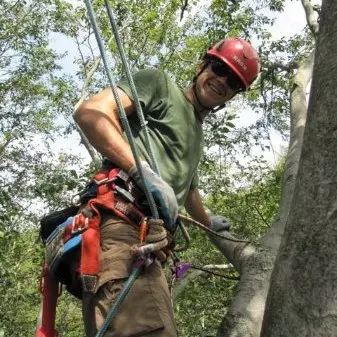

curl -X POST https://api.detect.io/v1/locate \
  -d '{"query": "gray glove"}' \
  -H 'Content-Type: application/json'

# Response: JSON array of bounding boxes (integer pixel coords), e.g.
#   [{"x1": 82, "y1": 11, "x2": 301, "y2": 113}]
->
[
  {"x1": 129, "y1": 161, "x2": 178, "y2": 229},
  {"x1": 210, "y1": 215, "x2": 230, "y2": 232}
]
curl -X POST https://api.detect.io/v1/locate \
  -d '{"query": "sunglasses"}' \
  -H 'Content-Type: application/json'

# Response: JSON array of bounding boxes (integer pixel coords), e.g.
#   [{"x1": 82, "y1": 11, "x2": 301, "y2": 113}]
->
[{"x1": 209, "y1": 59, "x2": 245, "y2": 92}]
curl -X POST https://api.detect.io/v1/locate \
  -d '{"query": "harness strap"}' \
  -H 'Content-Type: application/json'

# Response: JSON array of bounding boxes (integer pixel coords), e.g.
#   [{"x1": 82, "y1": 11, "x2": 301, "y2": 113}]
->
[
  {"x1": 36, "y1": 263, "x2": 60, "y2": 337},
  {"x1": 75, "y1": 168, "x2": 145, "y2": 293},
  {"x1": 37, "y1": 167, "x2": 146, "y2": 336}
]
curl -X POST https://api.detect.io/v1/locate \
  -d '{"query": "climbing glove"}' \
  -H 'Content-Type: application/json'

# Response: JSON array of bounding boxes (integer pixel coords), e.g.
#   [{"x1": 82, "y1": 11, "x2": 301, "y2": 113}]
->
[
  {"x1": 210, "y1": 215, "x2": 230, "y2": 232},
  {"x1": 129, "y1": 161, "x2": 178, "y2": 229}
]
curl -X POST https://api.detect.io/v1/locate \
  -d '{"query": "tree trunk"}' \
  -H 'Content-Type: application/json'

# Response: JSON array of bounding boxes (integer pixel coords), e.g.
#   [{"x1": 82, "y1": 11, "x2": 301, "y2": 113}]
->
[
  {"x1": 261, "y1": 0, "x2": 337, "y2": 335},
  {"x1": 212, "y1": 5, "x2": 318, "y2": 337},
  {"x1": 213, "y1": 48, "x2": 314, "y2": 336}
]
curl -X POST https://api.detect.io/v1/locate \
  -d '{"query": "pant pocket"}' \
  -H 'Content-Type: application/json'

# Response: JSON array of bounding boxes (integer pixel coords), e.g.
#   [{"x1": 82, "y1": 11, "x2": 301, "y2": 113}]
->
[{"x1": 85, "y1": 276, "x2": 165, "y2": 337}]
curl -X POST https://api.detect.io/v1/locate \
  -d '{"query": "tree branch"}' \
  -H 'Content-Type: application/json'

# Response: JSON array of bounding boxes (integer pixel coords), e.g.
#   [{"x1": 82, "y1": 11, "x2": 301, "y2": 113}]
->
[
  {"x1": 0, "y1": 135, "x2": 13, "y2": 157},
  {"x1": 261, "y1": 49, "x2": 315, "y2": 249},
  {"x1": 75, "y1": 35, "x2": 88, "y2": 77},
  {"x1": 254, "y1": 205, "x2": 269, "y2": 227},
  {"x1": 301, "y1": 0, "x2": 319, "y2": 36},
  {"x1": 180, "y1": 0, "x2": 189, "y2": 21},
  {"x1": 173, "y1": 264, "x2": 232, "y2": 299}
]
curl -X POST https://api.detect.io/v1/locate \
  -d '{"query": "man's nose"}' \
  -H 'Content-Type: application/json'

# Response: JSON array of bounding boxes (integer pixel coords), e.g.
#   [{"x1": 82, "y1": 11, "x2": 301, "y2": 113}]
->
[{"x1": 215, "y1": 75, "x2": 228, "y2": 88}]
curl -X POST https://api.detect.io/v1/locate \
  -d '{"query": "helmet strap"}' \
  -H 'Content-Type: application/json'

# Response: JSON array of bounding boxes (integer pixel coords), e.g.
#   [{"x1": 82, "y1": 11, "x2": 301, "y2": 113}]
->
[{"x1": 211, "y1": 104, "x2": 226, "y2": 113}]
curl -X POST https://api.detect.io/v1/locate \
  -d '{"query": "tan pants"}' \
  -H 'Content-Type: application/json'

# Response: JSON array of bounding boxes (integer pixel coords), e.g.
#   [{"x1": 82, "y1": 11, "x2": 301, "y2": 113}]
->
[{"x1": 82, "y1": 215, "x2": 177, "y2": 337}]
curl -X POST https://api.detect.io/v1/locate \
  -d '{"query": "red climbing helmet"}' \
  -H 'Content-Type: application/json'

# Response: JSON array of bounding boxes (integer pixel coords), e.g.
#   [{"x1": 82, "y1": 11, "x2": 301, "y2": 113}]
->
[{"x1": 207, "y1": 37, "x2": 260, "y2": 90}]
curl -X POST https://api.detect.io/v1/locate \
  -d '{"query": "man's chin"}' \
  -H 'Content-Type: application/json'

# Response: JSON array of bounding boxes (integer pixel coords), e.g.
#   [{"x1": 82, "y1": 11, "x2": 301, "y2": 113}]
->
[{"x1": 200, "y1": 99, "x2": 219, "y2": 110}]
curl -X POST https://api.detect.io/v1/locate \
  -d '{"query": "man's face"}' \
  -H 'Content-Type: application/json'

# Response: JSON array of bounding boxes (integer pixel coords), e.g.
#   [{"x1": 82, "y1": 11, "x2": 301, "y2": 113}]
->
[{"x1": 194, "y1": 58, "x2": 245, "y2": 109}]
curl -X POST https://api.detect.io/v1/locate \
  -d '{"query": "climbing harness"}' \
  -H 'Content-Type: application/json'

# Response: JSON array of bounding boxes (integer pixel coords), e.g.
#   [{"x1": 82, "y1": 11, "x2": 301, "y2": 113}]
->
[{"x1": 36, "y1": 166, "x2": 148, "y2": 336}]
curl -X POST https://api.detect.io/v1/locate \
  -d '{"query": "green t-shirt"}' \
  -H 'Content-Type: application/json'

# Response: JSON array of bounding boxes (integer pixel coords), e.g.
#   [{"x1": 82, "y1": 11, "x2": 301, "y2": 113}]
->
[{"x1": 118, "y1": 69, "x2": 203, "y2": 209}]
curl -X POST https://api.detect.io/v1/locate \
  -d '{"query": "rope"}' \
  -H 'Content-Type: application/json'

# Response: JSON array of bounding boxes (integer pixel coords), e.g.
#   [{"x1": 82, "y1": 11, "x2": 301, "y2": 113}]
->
[
  {"x1": 83, "y1": 0, "x2": 159, "y2": 220},
  {"x1": 95, "y1": 259, "x2": 146, "y2": 337},
  {"x1": 104, "y1": 0, "x2": 160, "y2": 175},
  {"x1": 189, "y1": 264, "x2": 240, "y2": 280},
  {"x1": 81, "y1": 3, "x2": 162, "y2": 336},
  {"x1": 102, "y1": 1, "x2": 192, "y2": 254},
  {"x1": 178, "y1": 214, "x2": 250, "y2": 243},
  {"x1": 130, "y1": 218, "x2": 169, "y2": 262}
]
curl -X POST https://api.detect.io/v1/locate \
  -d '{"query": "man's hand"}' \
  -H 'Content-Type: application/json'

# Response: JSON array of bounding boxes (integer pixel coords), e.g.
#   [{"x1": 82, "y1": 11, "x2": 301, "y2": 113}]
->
[
  {"x1": 210, "y1": 215, "x2": 230, "y2": 232},
  {"x1": 129, "y1": 161, "x2": 178, "y2": 228}
]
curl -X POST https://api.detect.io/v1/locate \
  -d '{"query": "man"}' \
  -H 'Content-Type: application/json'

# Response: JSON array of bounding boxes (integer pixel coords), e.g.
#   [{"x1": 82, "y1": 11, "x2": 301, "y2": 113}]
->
[{"x1": 74, "y1": 37, "x2": 260, "y2": 337}]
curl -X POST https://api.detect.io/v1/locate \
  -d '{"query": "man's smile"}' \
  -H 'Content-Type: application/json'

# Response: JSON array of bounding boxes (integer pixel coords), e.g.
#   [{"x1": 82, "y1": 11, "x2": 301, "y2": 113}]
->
[{"x1": 205, "y1": 80, "x2": 226, "y2": 98}]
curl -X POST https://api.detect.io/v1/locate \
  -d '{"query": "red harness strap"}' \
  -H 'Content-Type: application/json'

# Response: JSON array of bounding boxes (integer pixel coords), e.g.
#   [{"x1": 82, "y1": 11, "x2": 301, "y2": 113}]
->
[
  {"x1": 73, "y1": 168, "x2": 145, "y2": 292},
  {"x1": 36, "y1": 167, "x2": 145, "y2": 337},
  {"x1": 36, "y1": 263, "x2": 60, "y2": 337}
]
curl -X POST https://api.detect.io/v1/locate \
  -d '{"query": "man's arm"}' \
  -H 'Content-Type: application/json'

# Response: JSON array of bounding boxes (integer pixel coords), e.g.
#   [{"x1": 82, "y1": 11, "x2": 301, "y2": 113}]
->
[
  {"x1": 74, "y1": 88, "x2": 136, "y2": 172},
  {"x1": 75, "y1": 86, "x2": 179, "y2": 226},
  {"x1": 184, "y1": 188, "x2": 211, "y2": 227},
  {"x1": 185, "y1": 188, "x2": 230, "y2": 233}
]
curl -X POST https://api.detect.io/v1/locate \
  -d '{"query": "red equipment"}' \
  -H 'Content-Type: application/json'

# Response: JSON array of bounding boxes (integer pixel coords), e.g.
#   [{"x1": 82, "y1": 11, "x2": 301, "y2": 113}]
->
[
  {"x1": 36, "y1": 167, "x2": 145, "y2": 336},
  {"x1": 36, "y1": 263, "x2": 60, "y2": 337}
]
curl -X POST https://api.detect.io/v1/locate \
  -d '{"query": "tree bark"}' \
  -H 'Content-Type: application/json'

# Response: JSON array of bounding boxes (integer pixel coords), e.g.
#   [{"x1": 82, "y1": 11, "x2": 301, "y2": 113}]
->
[{"x1": 261, "y1": 0, "x2": 337, "y2": 335}]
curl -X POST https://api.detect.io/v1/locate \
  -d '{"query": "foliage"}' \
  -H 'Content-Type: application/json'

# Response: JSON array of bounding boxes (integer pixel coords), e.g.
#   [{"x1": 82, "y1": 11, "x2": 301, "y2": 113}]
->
[
  {"x1": 0, "y1": 230, "x2": 42, "y2": 335},
  {"x1": 0, "y1": 229, "x2": 84, "y2": 336},
  {"x1": 173, "y1": 160, "x2": 284, "y2": 335},
  {"x1": 206, "y1": 158, "x2": 284, "y2": 240},
  {"x1": 0, "y1": 0, "x2": 84, "y2": 231},
  {"x1": 0, "y1": 2, "x2": 88, "y2": 335}
]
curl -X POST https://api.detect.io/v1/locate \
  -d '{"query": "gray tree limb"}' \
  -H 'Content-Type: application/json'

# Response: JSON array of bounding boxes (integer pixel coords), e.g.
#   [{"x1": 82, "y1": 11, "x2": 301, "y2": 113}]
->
[{"x1": 301, "y1": 0, "x2": 319, "y2": 36}]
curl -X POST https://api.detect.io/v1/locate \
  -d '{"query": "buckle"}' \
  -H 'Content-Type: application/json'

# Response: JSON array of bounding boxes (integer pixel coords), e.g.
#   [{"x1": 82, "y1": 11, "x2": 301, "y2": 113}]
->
[
  {"x1": 71, "y1": 214, "x2": 89, "y2": 235},
  {"x1": 94, "y1": 176, "x2": 117, "y2": 186}
]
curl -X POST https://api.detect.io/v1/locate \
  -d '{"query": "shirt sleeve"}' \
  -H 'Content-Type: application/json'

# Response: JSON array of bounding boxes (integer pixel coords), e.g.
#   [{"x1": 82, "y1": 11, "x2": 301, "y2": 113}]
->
[{"x1": 117, "y1": 68, "x2": 167, "y2": 115}]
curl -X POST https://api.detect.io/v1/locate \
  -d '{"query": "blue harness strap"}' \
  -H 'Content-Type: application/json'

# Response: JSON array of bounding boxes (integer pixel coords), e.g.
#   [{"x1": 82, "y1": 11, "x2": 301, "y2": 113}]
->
[{"x1": 45, "y1": 217, "x2": 82, "y2": 276}]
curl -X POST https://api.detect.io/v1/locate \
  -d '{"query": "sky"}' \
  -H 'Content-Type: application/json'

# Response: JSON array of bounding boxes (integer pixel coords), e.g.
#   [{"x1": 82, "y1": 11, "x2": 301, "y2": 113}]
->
[
  {"x1": 49, "y1": 0, "x2": 318, "y2": 166},
  {"x1": 270, "y1": 0, "x2": 307, "y2": 39}
]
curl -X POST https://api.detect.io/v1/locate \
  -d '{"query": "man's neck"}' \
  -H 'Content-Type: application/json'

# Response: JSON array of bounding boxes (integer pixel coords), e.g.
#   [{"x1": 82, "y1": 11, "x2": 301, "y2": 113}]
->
[{"x1": 184, "y1": 87, "x2": 211, "y2": 121}]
